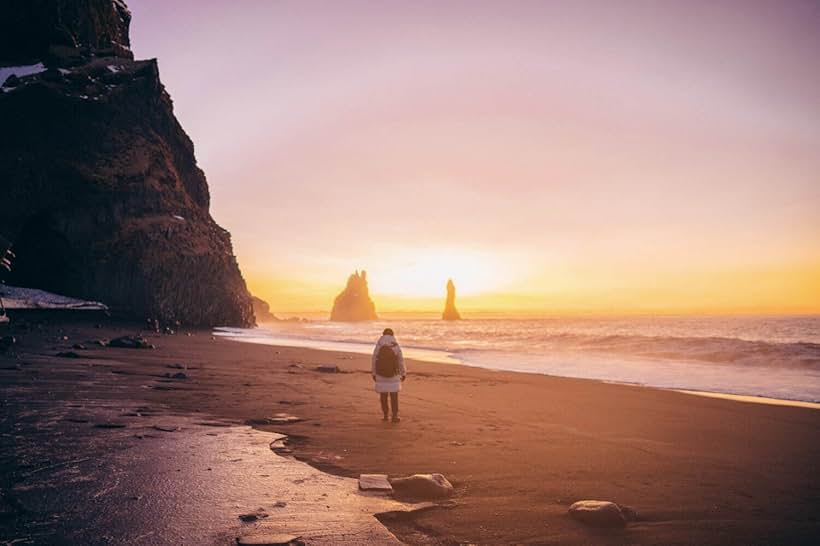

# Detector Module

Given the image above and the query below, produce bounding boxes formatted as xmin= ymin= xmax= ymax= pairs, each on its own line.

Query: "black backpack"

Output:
xmin=375 ymin=344 xmax=399 ymax=377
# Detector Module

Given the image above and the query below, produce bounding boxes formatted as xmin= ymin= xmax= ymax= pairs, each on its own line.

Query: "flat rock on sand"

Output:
xmin=568 ymin=500 xmax=631 ymax=527
xmin=359 ymin=474 xmax=393 ymax=493
xmin=236 ymin=533 xmax=304 ymax=545
xmin=269 ymin=413 xmax=302 ymax=424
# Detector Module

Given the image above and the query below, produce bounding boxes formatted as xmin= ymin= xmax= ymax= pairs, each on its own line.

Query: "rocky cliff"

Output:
xmin=0 ymin=0 xmax=254 ymax=326
xmin=330 ymin=271 xmax=378 ymax=321
xmin=442 ymin=279 xmax=462 ymax=320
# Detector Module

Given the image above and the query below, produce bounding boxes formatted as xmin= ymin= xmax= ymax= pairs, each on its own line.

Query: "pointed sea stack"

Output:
xmin=442 ymin=279 xmax=462 ymax=320
xmin=0 ymin=0 xmax=254 ymax=327
xmin=330 ymin=270 xmax=377 ymax=321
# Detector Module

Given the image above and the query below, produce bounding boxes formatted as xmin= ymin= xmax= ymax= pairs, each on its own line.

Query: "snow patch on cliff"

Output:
xmin=0 ymin=63 xmax=46 ymax=86
xmin=0 ymin=285 xmax=108 ymax=311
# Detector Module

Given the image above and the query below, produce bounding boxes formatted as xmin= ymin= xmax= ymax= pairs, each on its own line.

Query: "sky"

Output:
xmin=128 ymin=0 xmax=820 ymax=315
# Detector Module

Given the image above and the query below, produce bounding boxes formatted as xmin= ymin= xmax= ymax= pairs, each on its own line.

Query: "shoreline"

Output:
xmin=675 ymin=389 xmax=820 ymax=410
xmin=217 ymin=326 xmax=820 ymax=411
xmin=3 ymin=319 xmax=819 ymax=544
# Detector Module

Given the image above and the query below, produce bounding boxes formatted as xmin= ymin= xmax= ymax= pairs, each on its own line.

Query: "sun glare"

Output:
xmin=367 ymin=250 xmax=512 ymax=298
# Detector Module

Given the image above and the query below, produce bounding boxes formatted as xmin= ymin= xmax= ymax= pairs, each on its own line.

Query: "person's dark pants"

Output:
xmin=380 ymin=392 xmax=399 ymax=417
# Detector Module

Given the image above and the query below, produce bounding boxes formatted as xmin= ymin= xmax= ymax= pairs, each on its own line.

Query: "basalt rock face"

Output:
xmin=442 ymin=279 xmax=461 ymax=320
xmin=0 ymin=1 xmax=254 ymax=327
xmin=330 ymin=271 xmax=377 ymax=322
xmin=0 ymin=0 xmax=134 ymax=65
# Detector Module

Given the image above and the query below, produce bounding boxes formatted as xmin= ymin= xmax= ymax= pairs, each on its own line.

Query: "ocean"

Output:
xmin=216 ymin=314 xmax=820 ymax=404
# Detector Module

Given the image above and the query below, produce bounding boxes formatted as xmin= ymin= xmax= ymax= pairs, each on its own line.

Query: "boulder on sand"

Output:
xmin=389 ymin=473 xmax=454 ymax=499
xmin=568 ymin=500 xmax=635 ymax=527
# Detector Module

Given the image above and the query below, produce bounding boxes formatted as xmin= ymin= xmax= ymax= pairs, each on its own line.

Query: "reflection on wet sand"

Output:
xmin=0 ymin=363 xmax=435 ymax=545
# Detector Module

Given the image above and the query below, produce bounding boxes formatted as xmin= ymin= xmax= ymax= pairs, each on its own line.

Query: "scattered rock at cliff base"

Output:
xmin=568 ymin=500 xmax=636 ymax=527
xmin=359 ymin=474 xmax=393 ymax=493
xmin=109 ymin=336 xmax=152 ymax=349
xmin=236 ymin=534 xmax=304 ymax=546
xmin=442 ymin=278 xmax=462 ymax=320
xmin=56 ymin=351 xmax=81 ymax=358
xmin=329 ymin=270 xmax=377 ymax=321
xmin=0 ymin=336 xmax=16 ymax=353
xmin=389 ymin=473 xmax=454 ymax=499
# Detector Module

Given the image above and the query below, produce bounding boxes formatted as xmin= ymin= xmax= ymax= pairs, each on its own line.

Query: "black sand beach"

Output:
xmin=1 ymin=318 xmax=818 ymax=545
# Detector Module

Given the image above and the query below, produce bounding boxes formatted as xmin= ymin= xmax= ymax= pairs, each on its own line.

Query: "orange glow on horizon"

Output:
xmin=245 ymin=261 xmax=820 ymax=316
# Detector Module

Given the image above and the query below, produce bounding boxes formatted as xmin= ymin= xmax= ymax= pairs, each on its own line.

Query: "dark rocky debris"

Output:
xmin=109 ymin=336 xmax=152 ymax=349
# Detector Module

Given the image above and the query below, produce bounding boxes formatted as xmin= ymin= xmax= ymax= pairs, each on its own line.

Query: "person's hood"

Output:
xmin=376 ymin=334 xmax=398 ymax=347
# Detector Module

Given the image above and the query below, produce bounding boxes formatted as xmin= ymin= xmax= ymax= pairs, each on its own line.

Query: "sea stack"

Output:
xmin=330 ymin=271 xmax=377 ymax=321
xmin=442 ymin=279 xmax=462 ymax=320
xmin=0 ymin=0 xmax=254 ymax=327
xmin=251 ymin=296 xmax=278 ymax=323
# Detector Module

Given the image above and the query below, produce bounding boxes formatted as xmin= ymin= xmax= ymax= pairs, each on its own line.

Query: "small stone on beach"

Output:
xmin=236 ymin=534 xmax=303 ymax=546
xmin=568 ymin=500 xmax=634 ymax=527
xmin=238 ymin=508 xmax=268 ymax=522
xmin=153 ymin=425 xmax=179 ymax=432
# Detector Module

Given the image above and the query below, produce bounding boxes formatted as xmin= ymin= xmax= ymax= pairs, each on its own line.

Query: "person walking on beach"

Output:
xmin=372 ymin=328 xmax=406 ymax=422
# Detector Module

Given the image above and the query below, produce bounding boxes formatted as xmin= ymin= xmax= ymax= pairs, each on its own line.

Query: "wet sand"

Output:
xmin=2 ymin=319 xmax=819 ymax=545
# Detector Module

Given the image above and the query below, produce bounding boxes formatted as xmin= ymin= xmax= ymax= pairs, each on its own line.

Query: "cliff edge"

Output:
xmin=0 ymin=0 xmax=254 ymax=326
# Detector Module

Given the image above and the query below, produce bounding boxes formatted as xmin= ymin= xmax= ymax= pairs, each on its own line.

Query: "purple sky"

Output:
xmin=127 ymin=0 xmax=820 ymax=313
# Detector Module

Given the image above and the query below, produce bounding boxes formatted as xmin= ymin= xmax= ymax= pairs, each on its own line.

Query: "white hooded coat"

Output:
xmin=371 ymin=334 xmax=406 ymax=393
